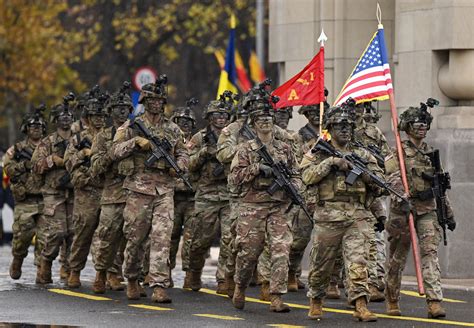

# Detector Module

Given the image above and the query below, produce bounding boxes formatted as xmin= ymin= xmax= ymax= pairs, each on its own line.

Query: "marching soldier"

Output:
xmin=229 ymin=100 xmax=302 ymax=313
xmin=113 ymin=75 xmax=189 ymax=303
xmin=301 ymin=106 xmax=383 ymax=321
xmin=5 ymin=105 xmax=47 ymax=281
xmin=385 ymin=103 xmax=455 ymax=318
xmin=186 ymin=97 xmax=232 ymax=294
xmin=32 ymin=95 xmax=75 ymax=284
xmin=90 ymin=82 xmax=133 ymax=293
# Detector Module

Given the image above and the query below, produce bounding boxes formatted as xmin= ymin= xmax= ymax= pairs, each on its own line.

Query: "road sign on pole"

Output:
xmin=132 ymin=67 xmax=157 ymax=90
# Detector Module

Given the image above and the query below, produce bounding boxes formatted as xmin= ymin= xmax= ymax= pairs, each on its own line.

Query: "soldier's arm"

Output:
xmin=377 ymin=130 xmax=392 ymax=158
xmin=89 ymin=132 xmax=111 ymax=178
xmin=287 ymin=147 xmax=304 ymax=192
xmin=174 ymin=129 xmax=190 ymax=172
xmin=188 ymin=132 xmax=206 ymax=172
xmin=301 ymin=151 xmax=334 ymax=185
xmin=3 ymin=146 xmax=28 ymax=178
xmin=113 ymin=121 xmax=137 ymax=160
xmin=384 ymin=152 xmax=404 ymax=195
xmin=364 ymin=153 xmax=385 ymax=195
xmin=228 ymin=147 xmax=260 ymax=186
xmin=216 ymin=128 xmax=238 ymax=164
xmin=64 ymin=136 xmax=86 ymax=173
xmin=31 ymin=140 xmax=55 ymax=175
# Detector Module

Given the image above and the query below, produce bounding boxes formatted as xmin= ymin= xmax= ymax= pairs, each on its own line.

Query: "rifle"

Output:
xmin=14 ymin=147 xmax=33 ymax=162
xmin=132 ymin=118 xmax=193 ymax=192
xmin=427 ymin=149 xmax=451 ymax=246
xmin=203 ymin=128 xmax=225 ymax=177
xmin=75 ymin=137 xmax=92 ymax=167
xmin=240 ymin=123 xmax=313 ymax=223
xmin=312 ymin=138 xmax=408 ymax=203
xmin=352 ymin=140 xmax=385 ymax=169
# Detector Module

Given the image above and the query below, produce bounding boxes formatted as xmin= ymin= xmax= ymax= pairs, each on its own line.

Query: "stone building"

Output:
xmin=269 ymin=0 xmax=474 ymax=278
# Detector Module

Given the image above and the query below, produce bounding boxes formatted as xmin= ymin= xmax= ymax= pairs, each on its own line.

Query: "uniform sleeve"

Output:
xmin=216 ymin=128 xmax=238 ymax=164
xmin=31 ymin=139 xmax=54 ymax=175
xmin=89 ymin=132 xmax=111 ymax=178
xmin=64 ymin=136 xmax=87 ymax=174
xmin=113 ymin=122 xmax=136 ymax=160
xmin=228 ymin=147 xmax=260 ymax=186
xmin=384 ymin=152 xmax=405 ymax=196
xmin=3 ymin=146 xmax=27 ymax=178
xmin=301 ymin=152 xmax=334 ymax=186
xmin=363 ymin=152 xmax=385 ymax=196
xmin=188 ymin=133 xmax=206 ymax=172
xmin=174 ymin=129 xmax=189 ymax=172
xmin=287 ymin=147 xmax=304 ymax=192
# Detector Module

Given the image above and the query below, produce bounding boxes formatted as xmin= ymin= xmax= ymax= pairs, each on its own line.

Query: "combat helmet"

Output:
xmin=242 ymin=79 xmax=279 ymax=117
xmin=107 ymin=81 xmax=133 ymax=111
xmin=138 ymin=74 xmax=168 ymax=104
xmin=20 ymin=104 xmax=47 ymax=135
xmin=84 ymin=85 xmax=109 ymax=116
xmin=398 ymin=98 xmax=438 ymax=132
xmin=172 ymin=97 xmax=198 ymax=126
xmin=324 ymin=105 xmax=356 ymax=129
xmin=50 ymin=92 xmax=75 ymax=123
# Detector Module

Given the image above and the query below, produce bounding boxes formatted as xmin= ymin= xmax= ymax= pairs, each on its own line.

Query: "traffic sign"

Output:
xmin=132 ymin=67 xmax=157 ymax=90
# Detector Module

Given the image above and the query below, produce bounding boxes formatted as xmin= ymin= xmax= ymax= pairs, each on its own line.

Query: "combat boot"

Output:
xmin=183 ymin=271 xmax=192 ymax=289
xmin=38 ymin=259 xmax=52 ymax=284
xmin=9 ymin=257 xmax=23 ymax=280
xmin=287 ymin=272 xmax=298 ymax=292
xmin=225 ymin=274 xmax=235 ymax=299
xmin=92 ymin=271 xmax=107 ymax=294
xmin=297 ymin=277 xmax=306 ymax=290
xmin=386 ymin=300 xmax=401 ymax=316
xmin=35 ymin=266 xmax=42 ymax=284
xmin=139 ymin=283 xmax=147 ymax=297
xmin=216 ymin=281 xmax=227 ymax=295
xmin=126 ymin=279 xmax=140 ymax=300
xmin=59 ymin=265 xmax=69 ymax=281
xmin=67 ymin=271 xmax=81 ymax=289
xmin=269 ymin=294 xmax=291 ymax=313
xmin=107 ymin=272 xmax=125 ymax=291
xmin=308 ymin=298 xmax=323 ymax=320
xmin=151 ymin=287 xmax=172 ymax=303
xmin=143 ymin=274 xmax=150 ymax=286
xmin=190 ymin=271 xmax=202 ymax=292
xmin=427 ymin=301 xmax=446 ymax=318
xmin=369 ymin=285 xmax=385 ymax=302
xmin=325 ymin=282 xmax=341 ymax=299
xmin=232 ymin=285 xmax=246 ymax=310
xmin=353 ymin=297 xmax=377 ymax=322
xmin=260 ymin=281 xmax=271 ymax=301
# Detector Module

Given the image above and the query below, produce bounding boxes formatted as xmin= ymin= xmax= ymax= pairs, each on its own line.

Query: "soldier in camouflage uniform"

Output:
xmin=90 ymin=82 xmax=133 ymax=294
xmin=170 ymin=100 xmax=197 ymax=288
xmin=301 ymin=106 xmax=383 ymax=322
xmin=113 ymin=76 xmax=189 ymax=303
xmin=5 ymin=105 xmax=47 ymax=281
xmin=64 ymin=87 xmax=108 ymax=288
xmin=229 ymin=96 xmax=302 ymax=313
xmin=385 ymin=104 xmax=455 ymax=318
xmin=32 ymin=95 xmax=75 ymax=284
xmin=274 ymin=106 xmax=293 ymax=131
xmin=353 ymin=101 xmax=391 ymax=302
xmin=186 ymin=97 xmax=231 ymax=294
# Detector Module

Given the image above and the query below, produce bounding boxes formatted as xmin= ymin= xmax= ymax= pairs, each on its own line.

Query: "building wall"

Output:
xmin=269 ymin=0 xmax=474 ymax=278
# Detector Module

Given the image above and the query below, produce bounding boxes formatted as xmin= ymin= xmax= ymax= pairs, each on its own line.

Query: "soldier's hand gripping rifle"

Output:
xmin=312 ymin=138 xmax=408 ymax=203
xmin=426 ymin=149 xmax=451 ymax=246
xmin=241 ymin=123 xmax=313 ymax=223
xmin=203 ymin=128 xmax=225 ymax=177
xmin=14 ymin=147 xmax=33 ymax=162
xmin=352 ymin=141 xmax=385 ymax=169
xmin=132 ymin=118 xmax=193 ymax=192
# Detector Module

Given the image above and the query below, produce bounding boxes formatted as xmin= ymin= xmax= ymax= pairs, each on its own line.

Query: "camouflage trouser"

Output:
xmin=170 ymin=197 xmax=194 ymax=270
xmin=385 ymin=210 xmax=442 ymax=301
xmin=140 ymin=238 xmax=151 ymax=280
xmin=307 ymin=217 xmax=372 ymax=304
xmin=235 ymin=202 xmax=292 ymax=294
xmin=68 ymin=188 xmax=102 ymax=272
xmin=225 ymin=200 xmax=239 ymax=277
xmin=11 ymin=198 xmax=44 ymax=266
xmin=288 ymin=207 xmax=313 ymax=275
xmin=369 ymin=197 xmax=387 ymax=290
xmin=373 ymin=231 xmax=386 ymax=290
xmin=188 ymin=199 xmax=230 ymax=283
xmin=92 ymin=203 xmax=126 ymax=273
xmin=123 ymin=190 xmax=174 ymax=288
xmin=41 ymin=194 xmax=74 ymax=266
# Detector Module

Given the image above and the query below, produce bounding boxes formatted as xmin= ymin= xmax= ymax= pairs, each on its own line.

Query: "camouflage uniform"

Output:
xmin=4 ymin=140 xmax=44 ymax=268
xmin=113 ymin=115 xmax=188 ymax=289
xmin=32 ymin=132 xmax=74 ymax=272
xmin=385 ymin=140 xmax=453 ymax=303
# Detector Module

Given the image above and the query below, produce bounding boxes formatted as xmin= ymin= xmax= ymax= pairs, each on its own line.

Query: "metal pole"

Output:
xmin=256 ymin=0 xmax=265 ymax=68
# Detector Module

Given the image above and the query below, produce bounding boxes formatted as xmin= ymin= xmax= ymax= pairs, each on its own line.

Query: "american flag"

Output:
xmin=333 ymin=26 xmax=392 ymax=106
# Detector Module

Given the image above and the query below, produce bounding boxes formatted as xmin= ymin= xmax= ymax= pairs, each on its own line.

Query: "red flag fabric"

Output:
xmin=272 ymin=47 xmax=324 ymax=108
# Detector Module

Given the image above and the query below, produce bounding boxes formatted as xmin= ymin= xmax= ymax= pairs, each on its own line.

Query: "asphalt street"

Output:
xmin=1 ymin=246 xmax=473 ymax=328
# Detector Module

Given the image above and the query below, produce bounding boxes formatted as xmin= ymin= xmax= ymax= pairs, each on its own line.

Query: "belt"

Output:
xmin=318 ymin=195 xmax=360 ymax=206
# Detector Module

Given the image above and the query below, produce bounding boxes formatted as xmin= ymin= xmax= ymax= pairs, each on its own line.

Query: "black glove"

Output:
xmin=259 ymin=163 xmax=273 ymax=178
xmin=446 ymin=217 xmax=456 ymax=231
xmin=374 ymin=216 xmax=386 ymax=232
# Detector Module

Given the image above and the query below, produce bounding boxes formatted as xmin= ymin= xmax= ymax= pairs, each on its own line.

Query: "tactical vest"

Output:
xmin=9 ymin=140 xmax=42 ymax=201
xmin=403 ymin=141 xmax=435 ymax=200
xmin=43 ymin=133 xmax=73 ymax=193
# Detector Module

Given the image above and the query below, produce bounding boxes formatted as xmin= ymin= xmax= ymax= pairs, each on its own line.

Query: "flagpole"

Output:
xmin=317 ymin=29 xmax=327 ymax=136
xmin=377 ymin=3 xmax=425 ymax=295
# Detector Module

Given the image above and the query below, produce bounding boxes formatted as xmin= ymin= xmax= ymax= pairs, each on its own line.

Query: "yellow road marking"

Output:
xmin=194 ymin=314 xmax=244 ymax=321
xmin=401 ymin=290 xmax=467 ymax=303
xmin=198 ymin=288 xmax=474 ymax=327
xmin=129 ymin=304 xmax=173 ymax=311
xmin=49 ymin=288 xmax=111 ymax=301
xmin=267 ymin=325 xmax=306 ymax=328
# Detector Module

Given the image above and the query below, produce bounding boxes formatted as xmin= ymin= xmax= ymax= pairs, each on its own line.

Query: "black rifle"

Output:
xmin=132 ymin=118 xmax=193 ymax=192
xmin=54 ymin=139 xmax=71 ymax=190
xmin=75 ymin=137 xmax=92 ymax=167
xmin=352 ymin=140 xmax=385 ymax=169
xmin=203 ymin=128 xmax=225 ymax=177
xmin=14 ymin=147 xmax=32 ymax=162
xmin=312 ymin=138 xmax=408 ymax=203
xmin=427 ymin=150 xmax=451 ymax=246
xmin=240 ymin=124 xmax=313 ymax=223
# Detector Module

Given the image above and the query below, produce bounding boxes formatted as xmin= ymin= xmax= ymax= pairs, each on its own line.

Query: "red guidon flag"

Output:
xmin=272 ymin=47 xmax=324 ymax=108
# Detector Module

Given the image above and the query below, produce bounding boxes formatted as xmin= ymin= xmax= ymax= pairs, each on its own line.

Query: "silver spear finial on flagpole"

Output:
xmin=317 ymin=28 xmax=328 ymax=47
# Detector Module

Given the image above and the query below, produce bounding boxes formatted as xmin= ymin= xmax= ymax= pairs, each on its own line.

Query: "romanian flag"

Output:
xmin=215 ymin=49 xmax=251 ymax=93
xmin=217 ymin=15 xmax=239 ymax=98
xmin=249 ymin=51 xmax=266 ymax=83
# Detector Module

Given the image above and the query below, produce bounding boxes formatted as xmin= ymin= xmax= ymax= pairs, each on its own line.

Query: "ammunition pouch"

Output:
xmin=413 ymin=188 xmax=435 ymax=201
